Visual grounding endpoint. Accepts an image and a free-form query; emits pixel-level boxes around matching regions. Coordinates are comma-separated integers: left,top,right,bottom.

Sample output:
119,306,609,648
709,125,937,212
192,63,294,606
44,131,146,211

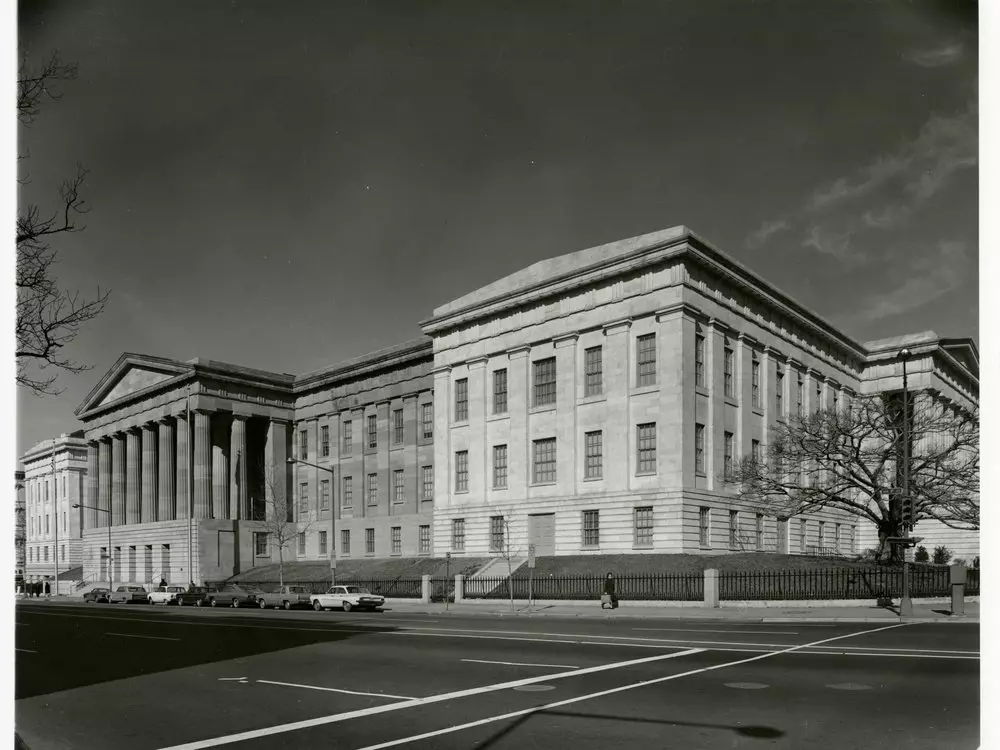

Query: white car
310,585,385,612
147,585,186,605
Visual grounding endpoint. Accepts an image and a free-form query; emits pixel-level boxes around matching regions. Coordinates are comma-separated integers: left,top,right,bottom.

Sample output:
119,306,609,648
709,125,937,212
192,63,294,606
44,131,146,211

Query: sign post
527,544,536,608
445,552,451,612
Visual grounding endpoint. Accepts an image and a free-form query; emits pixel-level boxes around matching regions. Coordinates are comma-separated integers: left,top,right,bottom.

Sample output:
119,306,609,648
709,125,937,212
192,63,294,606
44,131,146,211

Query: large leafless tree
252,462,313,587
17,52,109,396
724,393,979,562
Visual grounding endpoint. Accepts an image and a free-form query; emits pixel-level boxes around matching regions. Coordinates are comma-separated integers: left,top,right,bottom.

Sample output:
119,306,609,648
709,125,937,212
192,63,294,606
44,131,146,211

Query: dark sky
16,0,978,455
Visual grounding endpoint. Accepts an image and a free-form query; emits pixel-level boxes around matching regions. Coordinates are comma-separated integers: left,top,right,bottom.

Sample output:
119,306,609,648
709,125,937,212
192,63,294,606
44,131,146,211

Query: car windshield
344,586,370,594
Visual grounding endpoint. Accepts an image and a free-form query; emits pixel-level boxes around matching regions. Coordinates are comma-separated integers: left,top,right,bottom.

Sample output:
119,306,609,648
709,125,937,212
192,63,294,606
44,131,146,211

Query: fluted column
193,410,212,519
141,423,157,523
98,438,112,527
212,415,230,519
175,415,190,520
126,429,141,524
85,441,99,530
111,433,126,526
158,418,176,521
230,415,248,520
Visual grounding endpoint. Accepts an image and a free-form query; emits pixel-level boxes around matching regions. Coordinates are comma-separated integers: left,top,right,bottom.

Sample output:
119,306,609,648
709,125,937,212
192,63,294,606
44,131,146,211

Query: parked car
257,585,312,610
147,585,186,605
109,585,148,604
310,585,385,612
175,586,210,606
83,587,111,604
204,584,260,608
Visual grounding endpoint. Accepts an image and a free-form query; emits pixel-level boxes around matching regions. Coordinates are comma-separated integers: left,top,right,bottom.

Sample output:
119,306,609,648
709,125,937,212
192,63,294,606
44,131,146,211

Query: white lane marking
257,680,415,701
106,632,181,641
633,627,799,635
155,648,705,749
353,617,441,624
217,677,248,682
15,648,36,653
25,609,376,635
461,659,580,669
351,623,911,750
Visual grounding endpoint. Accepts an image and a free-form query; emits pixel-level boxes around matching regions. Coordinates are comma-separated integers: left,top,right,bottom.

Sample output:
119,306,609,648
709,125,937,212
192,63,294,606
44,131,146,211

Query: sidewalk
383,599,979,624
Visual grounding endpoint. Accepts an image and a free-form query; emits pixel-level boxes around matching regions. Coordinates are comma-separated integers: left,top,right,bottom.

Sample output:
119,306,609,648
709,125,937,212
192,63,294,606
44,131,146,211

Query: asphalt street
15,600,979,750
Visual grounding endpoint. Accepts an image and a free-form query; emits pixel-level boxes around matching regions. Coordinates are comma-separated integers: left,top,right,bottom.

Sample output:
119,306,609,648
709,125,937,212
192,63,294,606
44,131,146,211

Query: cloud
746,219,789,249
801,225,858,263
906,41,964,68
858,240,968,321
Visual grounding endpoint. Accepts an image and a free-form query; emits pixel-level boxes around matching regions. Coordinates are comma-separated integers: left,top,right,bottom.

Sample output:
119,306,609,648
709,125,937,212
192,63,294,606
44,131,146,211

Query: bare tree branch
252,462,313,588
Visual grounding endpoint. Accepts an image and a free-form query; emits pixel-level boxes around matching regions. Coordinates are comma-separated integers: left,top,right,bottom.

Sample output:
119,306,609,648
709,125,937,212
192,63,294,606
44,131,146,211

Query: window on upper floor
695,333,706,388
532,438,557,484
421,403,434,439
584,346,603,397
367,414,378,449
493,369,508,414
342,420,353,453
299,430,308,460
584,431,603,480
636,423,656,474
636,334,656,387
724,344,735,398
751,353,761,408
455,451,469,493
455,378,469,422
533,358,556,407
392,409,404,445
492,445,508,489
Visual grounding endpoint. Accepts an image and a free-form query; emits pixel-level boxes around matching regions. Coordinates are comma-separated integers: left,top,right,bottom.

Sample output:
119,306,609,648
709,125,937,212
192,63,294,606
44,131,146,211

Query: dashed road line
461,659,580,669
15,648,36,653
256,680,415,701
632,627,799,635
107,632,181,641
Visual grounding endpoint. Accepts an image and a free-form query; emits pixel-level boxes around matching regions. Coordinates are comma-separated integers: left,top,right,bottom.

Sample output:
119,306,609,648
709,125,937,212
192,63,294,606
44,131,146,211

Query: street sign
527,544,536,569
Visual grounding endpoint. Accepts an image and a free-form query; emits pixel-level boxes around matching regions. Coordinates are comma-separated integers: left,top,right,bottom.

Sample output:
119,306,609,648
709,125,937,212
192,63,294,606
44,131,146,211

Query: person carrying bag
601,572,619,610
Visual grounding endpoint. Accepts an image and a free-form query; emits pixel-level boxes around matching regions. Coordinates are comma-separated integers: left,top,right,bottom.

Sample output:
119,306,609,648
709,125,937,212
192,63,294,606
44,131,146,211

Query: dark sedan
83,587,111,604
175,586,210,606
204,584,260,608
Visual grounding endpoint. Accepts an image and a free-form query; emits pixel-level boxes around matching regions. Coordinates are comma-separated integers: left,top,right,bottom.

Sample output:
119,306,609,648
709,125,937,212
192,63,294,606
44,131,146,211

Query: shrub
914,546,929,563
952,558,967,567
973,556,980,569
932,546,953,565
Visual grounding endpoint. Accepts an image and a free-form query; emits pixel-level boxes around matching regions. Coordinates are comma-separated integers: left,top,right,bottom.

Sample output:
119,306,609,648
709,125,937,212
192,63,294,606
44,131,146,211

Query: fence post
455,574,464,603
421,575,431,604
703,568,719,608
949,564,967,616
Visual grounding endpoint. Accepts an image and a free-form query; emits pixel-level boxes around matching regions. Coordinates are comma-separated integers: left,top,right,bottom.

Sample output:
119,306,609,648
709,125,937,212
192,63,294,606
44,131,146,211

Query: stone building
15,470,26,583
21,433,89,584
67,226,977,584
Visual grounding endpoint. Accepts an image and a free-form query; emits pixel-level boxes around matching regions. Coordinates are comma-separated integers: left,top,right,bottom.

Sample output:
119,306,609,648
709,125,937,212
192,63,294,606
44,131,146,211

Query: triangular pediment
76,353,193,416
97,366,174,407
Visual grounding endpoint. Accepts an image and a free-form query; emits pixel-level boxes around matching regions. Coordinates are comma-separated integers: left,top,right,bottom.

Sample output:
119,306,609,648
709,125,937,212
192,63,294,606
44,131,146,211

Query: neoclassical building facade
67,226,977,585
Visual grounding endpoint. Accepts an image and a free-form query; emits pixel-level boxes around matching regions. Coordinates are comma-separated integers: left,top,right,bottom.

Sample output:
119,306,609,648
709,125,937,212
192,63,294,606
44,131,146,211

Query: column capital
230,412,249,422
553,333,579,348
762,345,784,360
654,302,702,322
706,317,730,333
467,357,488,369
431,366,452,378
602,318,632,336
507,345,531,360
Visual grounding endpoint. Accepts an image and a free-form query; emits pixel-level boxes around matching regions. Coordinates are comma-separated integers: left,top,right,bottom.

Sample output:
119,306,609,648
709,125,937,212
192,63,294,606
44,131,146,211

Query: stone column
230,415,248,520
158,418,176,521
111,433,126,526
141,423,157,523
126,429,141,524
175,415,190,520
264,418,291,523
193,410,212,519
212,415,230,519
85,441,99,530
98,439,112,527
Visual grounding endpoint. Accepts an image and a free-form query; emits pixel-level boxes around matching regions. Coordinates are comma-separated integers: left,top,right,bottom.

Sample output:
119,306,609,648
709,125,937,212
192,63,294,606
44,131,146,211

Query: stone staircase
464,556,528,597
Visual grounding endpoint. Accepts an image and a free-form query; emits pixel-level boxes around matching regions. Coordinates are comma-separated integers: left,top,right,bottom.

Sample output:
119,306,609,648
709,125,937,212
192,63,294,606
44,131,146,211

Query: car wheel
342,601,352,613
232,598,240,608
312,600,322,611
148,597,153,605
283,600,291,610
209,598,217,607
259,599,267,609
195,599,203,607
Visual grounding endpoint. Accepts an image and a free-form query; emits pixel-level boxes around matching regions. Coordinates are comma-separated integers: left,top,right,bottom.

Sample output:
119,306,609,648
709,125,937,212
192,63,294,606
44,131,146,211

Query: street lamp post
51,444,57,595
899,347,913,618
73,503,113,588
287,457,336,586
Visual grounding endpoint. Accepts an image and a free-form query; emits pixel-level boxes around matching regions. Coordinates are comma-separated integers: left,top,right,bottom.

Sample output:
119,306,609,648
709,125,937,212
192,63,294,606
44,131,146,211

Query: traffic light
900,494,914,530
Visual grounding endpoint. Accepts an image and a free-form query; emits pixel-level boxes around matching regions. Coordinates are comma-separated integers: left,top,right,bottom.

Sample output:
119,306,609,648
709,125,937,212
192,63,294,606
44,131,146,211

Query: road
15,600,979,750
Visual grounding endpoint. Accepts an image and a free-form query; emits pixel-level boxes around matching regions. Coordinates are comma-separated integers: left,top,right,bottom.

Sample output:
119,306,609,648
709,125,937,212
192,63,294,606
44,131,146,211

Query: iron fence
966,568,980,595
718,566,956,601
463,573,703,601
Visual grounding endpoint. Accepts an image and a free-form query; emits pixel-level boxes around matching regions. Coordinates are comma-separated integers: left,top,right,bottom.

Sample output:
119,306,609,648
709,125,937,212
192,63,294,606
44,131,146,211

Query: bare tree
17,52,109,396
489,508,522,611
252,463,314,588
724,393,979,563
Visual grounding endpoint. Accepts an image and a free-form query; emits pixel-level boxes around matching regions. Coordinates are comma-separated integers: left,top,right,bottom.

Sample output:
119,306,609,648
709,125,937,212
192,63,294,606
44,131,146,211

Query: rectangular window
300,429,308,460
61,476,66,497
45,515,49,534
392,469,405,503
320,480,330,511
493,445,508,489
533,358,556,407
776,371,784,415
44,546,49,562
584,430,603,479
695,334,705,388
756,513,764,550
342,476,353,507
849,525,856,554
752,356,761,408
320,426,330,457
752,439,761,462
532,438,557,483
341,529,351,555
61,544,65,561
724,345,735,398
490,515,505,552
455,378,469,422
297,532,306,556
582,510,600,548
634,506,653,547
636,423,657,474
421,404,433,439
699,507,711,547
422,466,434,501
319,531,328,556
254,532,268,556
393,409,404,445
816,382,822,411
723,432,734,476
367,473,378,505
365,528,375,555
62,511,66,532
391,527,401,555
796,375,804,416
342,420,353,453
695,424,706,474
818,521,826,549
799,518,807,552
367,414,378,449
834,523,841,553
493,369,508,414
419,525,431,554
636,334,656,386
455,451,469,492
729,511,739,549
584,346,603,396
299,483,309,514
452,518,466,551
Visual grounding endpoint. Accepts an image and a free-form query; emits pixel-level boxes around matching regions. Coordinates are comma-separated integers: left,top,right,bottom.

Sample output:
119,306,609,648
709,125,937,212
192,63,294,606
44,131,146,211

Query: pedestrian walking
601,572,618,610
159,577,167,588
44,581,51,597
